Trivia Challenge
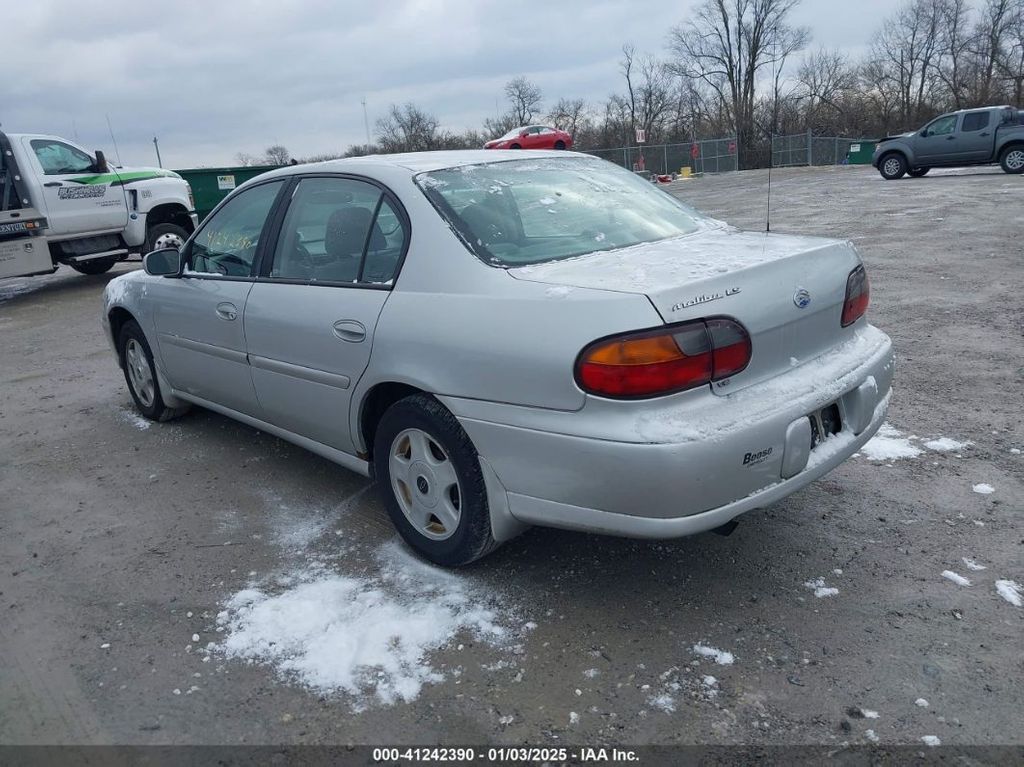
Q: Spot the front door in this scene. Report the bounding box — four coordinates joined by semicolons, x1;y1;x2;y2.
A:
914;114;959;165
22;137;128;235
243;176;408;453
151;179;286;416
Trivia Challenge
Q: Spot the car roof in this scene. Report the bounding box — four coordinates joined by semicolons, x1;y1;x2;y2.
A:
260;149;586;179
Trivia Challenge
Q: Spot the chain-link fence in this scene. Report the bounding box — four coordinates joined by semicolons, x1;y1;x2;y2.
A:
772;132;876;167
586;137;739;175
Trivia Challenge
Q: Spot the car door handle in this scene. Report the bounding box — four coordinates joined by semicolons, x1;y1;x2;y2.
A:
43;181;63;187
332;319;366;342
980;131;990;136
215;302;238;321
946;135;956;140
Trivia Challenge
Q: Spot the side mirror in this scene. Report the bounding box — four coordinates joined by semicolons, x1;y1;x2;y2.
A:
144;248;182;277
920;129;929;138
94;150;110;173
520;130;529;137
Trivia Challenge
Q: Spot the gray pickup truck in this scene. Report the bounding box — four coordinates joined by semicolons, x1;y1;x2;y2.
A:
872;105;1024;179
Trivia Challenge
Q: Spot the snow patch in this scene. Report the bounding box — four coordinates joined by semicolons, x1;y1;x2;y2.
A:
921;735;941;747
118;408;152;430
216;540;511;706
648;693;676;712
804;577;839;598
961;558;986;572
915;698;929;708
995;580;1022;607
544;285;574;298
972;483;995;495
941;570;970;587
923;437;971;452
691;644;734;665
861;424;922;461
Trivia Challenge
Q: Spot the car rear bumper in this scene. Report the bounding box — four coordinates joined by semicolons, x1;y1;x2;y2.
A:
449;325;894;538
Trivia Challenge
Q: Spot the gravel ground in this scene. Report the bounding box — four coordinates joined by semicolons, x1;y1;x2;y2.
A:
1;164;1021;747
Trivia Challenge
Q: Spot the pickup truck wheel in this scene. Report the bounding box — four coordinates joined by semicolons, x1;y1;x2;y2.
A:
118;320;190;422
908;167;930;177
373;393;499;567
879;153;907;180
69;257;117;275
145;223;189;254
999;146;1024;174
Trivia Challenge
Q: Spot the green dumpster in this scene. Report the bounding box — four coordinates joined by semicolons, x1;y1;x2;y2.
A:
845;141;877;165
174;165;281;222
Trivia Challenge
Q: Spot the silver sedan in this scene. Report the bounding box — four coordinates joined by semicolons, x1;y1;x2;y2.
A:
102;151;893;565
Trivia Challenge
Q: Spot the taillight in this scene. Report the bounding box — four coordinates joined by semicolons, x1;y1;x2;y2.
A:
841;264;869;327
576;318;751;398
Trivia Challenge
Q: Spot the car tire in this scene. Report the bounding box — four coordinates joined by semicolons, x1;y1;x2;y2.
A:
118;320;190;422
69;257;118;275
879;153;908;180
373;393;499;567
554;140;566;150
144;222;190;254
509;143;522;149
999;145;1024;174
907;167;930;177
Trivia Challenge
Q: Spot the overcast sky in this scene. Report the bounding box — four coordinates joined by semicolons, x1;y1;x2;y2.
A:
2;0;898;168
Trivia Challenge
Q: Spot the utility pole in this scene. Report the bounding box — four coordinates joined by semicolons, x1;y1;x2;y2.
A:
361;97;370;145
153;137;163;168
105;113;122;165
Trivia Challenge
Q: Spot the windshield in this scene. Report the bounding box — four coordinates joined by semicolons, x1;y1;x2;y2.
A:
416;157;710;267
499;127;528;140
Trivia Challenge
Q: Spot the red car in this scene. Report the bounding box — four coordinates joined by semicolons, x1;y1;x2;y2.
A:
484;125;573;150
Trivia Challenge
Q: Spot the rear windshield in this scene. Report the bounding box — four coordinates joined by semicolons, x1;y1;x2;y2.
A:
416;157;710;267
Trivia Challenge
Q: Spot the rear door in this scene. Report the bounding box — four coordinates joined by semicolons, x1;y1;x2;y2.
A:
956;110;995;162
21;137;128;235
242;175;408;453
150;178;286;415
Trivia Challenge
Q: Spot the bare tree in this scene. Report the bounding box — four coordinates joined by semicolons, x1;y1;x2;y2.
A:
547;97;590;137
874;0;945;126
263;145;291;165
996;0;1024;104
234;152;260;167
376;103;448;152
504;77;543;124
667;0;809;166
620;45;675;143
935;0;975;107
796;48;857;130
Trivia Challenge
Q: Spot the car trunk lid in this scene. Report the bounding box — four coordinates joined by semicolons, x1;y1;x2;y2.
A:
509;227;864;395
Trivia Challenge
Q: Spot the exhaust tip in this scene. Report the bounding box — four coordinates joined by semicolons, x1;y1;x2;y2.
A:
711;519;739;537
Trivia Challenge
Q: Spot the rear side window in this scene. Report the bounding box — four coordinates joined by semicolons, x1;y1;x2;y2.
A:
961;111;989;132
270;177;406;285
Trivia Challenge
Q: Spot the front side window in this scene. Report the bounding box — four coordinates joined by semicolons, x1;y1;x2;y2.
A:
270;177;406;285
30;139;94;175
187;180;284;277
927;115;958;136
417;157;710;267
961;111;990;132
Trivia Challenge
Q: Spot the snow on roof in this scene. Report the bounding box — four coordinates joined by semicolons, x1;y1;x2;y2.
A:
286;149;587;175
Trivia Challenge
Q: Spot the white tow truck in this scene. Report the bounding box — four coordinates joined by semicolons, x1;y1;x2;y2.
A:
1;131;196;279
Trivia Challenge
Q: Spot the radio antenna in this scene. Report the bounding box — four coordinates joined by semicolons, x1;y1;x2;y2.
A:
766;26;777;233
